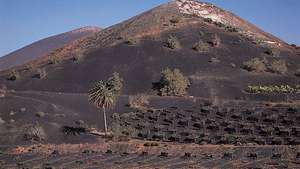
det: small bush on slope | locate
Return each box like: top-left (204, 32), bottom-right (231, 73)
top-left (7, 70), bottom-right (20, 81)
top-left (192, 41), bottom-right (210, 53)
top-left (207, 34), bottom-right (221, 47)
top-left (37, 68), bottom-right (47, 79)
top-left (242, 57), bottom-right (267, 73)
top-left (165, 35), bottom-right (180, 49)
top-left (125, 37), bottom-right (138, 45)
top-left (157, 68), bottom-right (190, 96)
top-left (268, 60), bottom-right (288, 74)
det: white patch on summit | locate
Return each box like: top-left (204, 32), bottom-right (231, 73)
top-left (175, 0), bottom-right (282, 47)
top-left (176, 0), bottom-right (226, 24)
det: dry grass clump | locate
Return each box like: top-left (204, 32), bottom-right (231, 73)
top-left (165, 35), bottom-right (180, 49)
top-left (36, 68), bottom-right (47, 79)
top-left (125, 37), bottom-right (138, 45)
top-left (242, 57), bottom-right (288, 74)
top-left (207, 34), bottom-right (221, 47)
top-left (7, 70), bottom-right (20, 81)
top-left (192, 41), bottom-right (210, 53)
top-left (242, 57), bottom-right (267, 73)
top-left (268, 60), bottom-right (288, 74)
top-left (35, 111), bottom-right (46, 118)
top-left (23, 123), bottom-right (47, 142)
top-left (128, 94), bottom-right (149, 109)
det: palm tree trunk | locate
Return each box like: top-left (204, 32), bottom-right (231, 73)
top-left (102, 106), bottom-right (108, 134)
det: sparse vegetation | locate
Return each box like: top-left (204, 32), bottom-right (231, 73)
top-left (207, 34), bottom-right (221, 47)
top-left (169, 17), bottom-right (181, 24)
top-left (72, 51), bottom-right (86, 63)
top-left (225, 25), bottom-right (239, 32)
top-left (7, 70), bottom-right (20, 81)
top-left (242, 57), bottom-right (288, 74)
top-left (203, 18), bottom-right (213, 23)
top-left (62, 126), bottom-right (87, 136)
top-left (89, 72), bottom-right (123, 134)
top-left (198, 30), bottom-right (205, 37)
top-left (49, 54), bottom-right (62, 64)
top-left (36, 68), bottom-right (47, 79)
top-left (125, 37), bottom-right (138, 45)
top-left (23, 123), bottom-right (47, 142)
top-left (264, 48), bottom-right (280, 57)
top-left (128, 94), bottom-right (149, 109)
top-left (144, 142), bottom-right (159, 147)
top-left (156, 68), bottom-right (190, 97)
top-left (35, 111), bottom-right (46, 118)
top-left (247, 85), bottom-right (299, 94)
top-left (242, 57), bottom-right (267, 72)
top-left (192, 41), bottom-right (210, 53)
top-left (268, 60), bottom-right (288, 74)
top-left (165, 35), bottom-right (180, 49)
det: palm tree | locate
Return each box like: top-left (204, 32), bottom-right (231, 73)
top-left (89, 81), bottom-right (115, 134)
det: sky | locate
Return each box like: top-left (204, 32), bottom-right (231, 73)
top-left (0, 0), bottom-right (299, 57)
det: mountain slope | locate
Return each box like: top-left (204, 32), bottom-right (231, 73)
top-left (0, 26), bottom-right (101, 71)
top-left (0, 0), bottom-right (299, 102)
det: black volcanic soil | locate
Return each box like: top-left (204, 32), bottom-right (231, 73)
top-left (1, 23), bottom-right (299, 101)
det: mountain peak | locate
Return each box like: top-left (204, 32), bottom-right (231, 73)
top-left (175, 0), bottom-right (284, 47)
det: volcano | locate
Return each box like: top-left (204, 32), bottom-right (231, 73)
top-left (0, 1), bottom-right (300, 168)
top-left (0, 0), bottom-right (299, 101)
top-left (0, 26), bottom-right (101, 71)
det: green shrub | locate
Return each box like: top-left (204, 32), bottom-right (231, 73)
top-left (165, 35), bottom-right (180, 49)
top-left (268, 60), bottom-right (288, 74)
top-left (226, 135), bottom-right (238, 144)
top-left (157, 68), bottom-right (190, 96)
top-left (192, 41), bottom-right (210, 53)
top-left (107, 72), bottom-right (123, 95)
top-left (247, 85), bottom-right (299, 94)
top-left (242, 58), bottom-right (267, 72)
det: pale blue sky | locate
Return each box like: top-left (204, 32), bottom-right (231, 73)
top-left (0, 0), bottom-right (299, 57)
